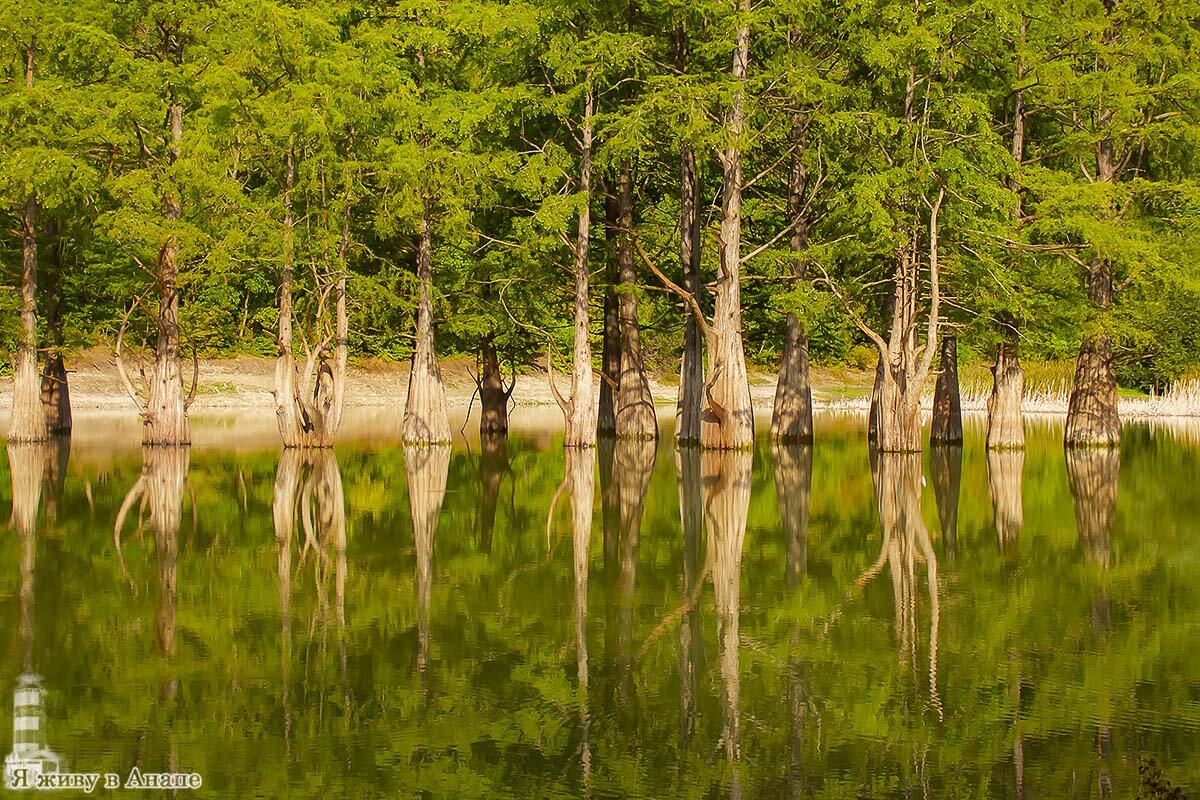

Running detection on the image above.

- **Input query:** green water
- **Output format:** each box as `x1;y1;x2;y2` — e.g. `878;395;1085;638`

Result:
1;413;1198;798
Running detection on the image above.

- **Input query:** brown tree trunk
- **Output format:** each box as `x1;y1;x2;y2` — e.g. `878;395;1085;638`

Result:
771;108;813;445
403;201;451;445
479;334;511;436
614;164;657;440
40;221;71;435
405;443;450;697
598;185;620;437
704;450;751;774
987;448;1024;552
558;83;598;449
143;91;191;446
1065;265;1120;448
1066;447;1119;567
988;334;1025;449
677;144;704;445
930;335;962;445
868;355;884;446
702;13;754;451
10;46;46;443
675;445;703;744
930;444;961;563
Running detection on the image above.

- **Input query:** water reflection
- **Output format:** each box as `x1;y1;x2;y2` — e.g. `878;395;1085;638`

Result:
772;443;812;799
675;447;704;746
703;451;751;795
988;449;1024;555
476;434;510;554
405;445;450;698
4;444;64;785
872;453;941;720
929;445;961;565
565;448;595;794
1066;448;1119;568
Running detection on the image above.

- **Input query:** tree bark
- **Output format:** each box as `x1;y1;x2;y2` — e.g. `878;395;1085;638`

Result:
143;85;190;446
677;144;704;445
598;186;620;437
1065;264;1120;448
40;221;71;435
479;334;511;436
988;333;1024;449
559;83;598;449
614;164;657;440
403;201;451;445
930;335;962;444
702;11;754;450
771;108;813;445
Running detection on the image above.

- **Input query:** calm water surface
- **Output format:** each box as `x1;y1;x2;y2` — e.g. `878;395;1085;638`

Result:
1;412;1198;798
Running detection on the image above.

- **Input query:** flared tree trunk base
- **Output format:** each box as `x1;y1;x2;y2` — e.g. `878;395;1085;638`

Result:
9;349;47;443
930;335;962;445
1064;335;1120;449
771;315;813;445
987;341;1024;449
39;353;72;435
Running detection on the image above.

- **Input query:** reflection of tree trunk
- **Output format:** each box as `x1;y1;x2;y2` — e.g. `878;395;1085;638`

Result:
614;438;655;724
772;442;811;799
405;444;450;699
772;445;812;588
599;438;618;705
614;164;657;441
988;449;1024;553
8;444;48;671
703;451;751;769
675;446;704;745
273;450;300;749
477;433;509;554
873;453;941;718
1066;448;1119;568
930;335;962;445
566;448;595;792
929;445;961;565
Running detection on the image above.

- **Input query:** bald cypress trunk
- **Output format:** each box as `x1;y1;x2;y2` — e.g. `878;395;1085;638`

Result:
614;164;657;440
930;335;962;445
988;335;1024;449
702;12;754;450
10;47;47;444
1065;263;1120;448
598;187;619;437
479;335;510;436
39;221;71;435
403;202;451;445
674;26;704;446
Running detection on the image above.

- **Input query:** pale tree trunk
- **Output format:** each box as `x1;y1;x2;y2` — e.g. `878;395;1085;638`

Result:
1065;263;1120;448
40;220;71;435
988;332;1024;449
930;444;961;564
675;445;703;744
555;82;598;449
1066;447;1119;567
598;186;619;437
987;448;1024;551
143;83;191;446
403;201;451;445
566;447;595;791
405;444;450;698
613;164;657;440
702;11;754;451
10;46;46;443
674;26;704;446
703;450;751;790
930;335;962;444
771;107;813;445
479;335;511;436
273;169;350;448
614;437;654;721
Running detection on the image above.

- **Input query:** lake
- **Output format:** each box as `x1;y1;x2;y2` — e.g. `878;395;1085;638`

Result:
0;410;1197;798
